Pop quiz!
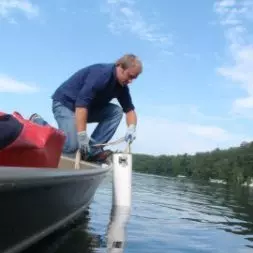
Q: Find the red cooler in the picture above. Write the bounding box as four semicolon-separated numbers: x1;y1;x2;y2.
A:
0;111;66;168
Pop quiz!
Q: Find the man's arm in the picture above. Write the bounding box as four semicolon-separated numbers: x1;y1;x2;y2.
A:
117;87;137;128
117;87;137;143
126;109;137;126
75;107;88;132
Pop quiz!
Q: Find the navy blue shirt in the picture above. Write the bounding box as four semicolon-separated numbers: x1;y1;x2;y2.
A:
51;63;135;113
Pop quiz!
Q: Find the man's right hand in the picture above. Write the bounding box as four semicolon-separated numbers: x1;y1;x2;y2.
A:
77;131;90;155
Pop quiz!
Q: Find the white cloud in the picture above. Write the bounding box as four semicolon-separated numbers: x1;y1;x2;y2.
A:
187;124;228;140
0;0;39;22
137;116;249;155
214;0;253;116
101;0;173;48
0;74;39;93
232;95;253;118
87;113;250;156
234;96;253;109
40;100;249;155
146;104;236;122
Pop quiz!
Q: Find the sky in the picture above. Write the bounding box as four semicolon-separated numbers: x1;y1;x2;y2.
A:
0;0;253;156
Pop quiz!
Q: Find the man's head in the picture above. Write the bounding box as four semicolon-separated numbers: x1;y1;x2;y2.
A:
115;54;143;86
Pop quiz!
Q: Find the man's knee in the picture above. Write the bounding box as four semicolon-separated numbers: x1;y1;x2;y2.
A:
111;104;123;120
52;104;78;154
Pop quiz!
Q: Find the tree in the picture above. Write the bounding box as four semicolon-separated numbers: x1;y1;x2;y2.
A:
132;141;253;185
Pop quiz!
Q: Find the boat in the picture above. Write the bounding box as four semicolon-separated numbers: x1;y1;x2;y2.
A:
0;111;112;253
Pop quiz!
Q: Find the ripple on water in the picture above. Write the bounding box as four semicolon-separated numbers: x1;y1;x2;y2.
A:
117;173;253;253
23;172;253;253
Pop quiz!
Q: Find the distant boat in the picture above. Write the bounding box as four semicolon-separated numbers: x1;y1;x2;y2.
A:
209;178;227;184
0;111;111;253
177;174;186;178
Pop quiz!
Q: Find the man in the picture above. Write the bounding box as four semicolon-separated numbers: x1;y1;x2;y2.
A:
32;54;142;163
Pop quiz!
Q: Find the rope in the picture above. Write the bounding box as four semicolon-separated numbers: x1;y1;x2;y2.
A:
91;137;125;147
74;136;130;169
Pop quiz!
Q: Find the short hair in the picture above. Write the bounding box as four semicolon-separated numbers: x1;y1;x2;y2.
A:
115;54;142;73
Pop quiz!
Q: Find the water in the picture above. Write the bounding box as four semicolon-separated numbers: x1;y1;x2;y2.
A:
24;172;253;253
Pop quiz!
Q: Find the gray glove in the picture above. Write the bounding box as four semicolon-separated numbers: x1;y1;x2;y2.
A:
124;124;136;143
77;131;91;155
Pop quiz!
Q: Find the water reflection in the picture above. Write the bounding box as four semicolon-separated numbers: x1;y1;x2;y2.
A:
131;173;253;250
106;206;131;253
23;205;130;253
23;209;95;253
23;173;253;253
181;180;253;243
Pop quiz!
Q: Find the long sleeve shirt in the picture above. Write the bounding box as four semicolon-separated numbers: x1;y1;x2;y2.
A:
51;63;135;113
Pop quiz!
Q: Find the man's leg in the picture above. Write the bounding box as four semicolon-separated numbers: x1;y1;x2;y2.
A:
88;103;123;157
52;100;78;154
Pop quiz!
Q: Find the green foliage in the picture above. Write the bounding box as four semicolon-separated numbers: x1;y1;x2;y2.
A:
132;142;253;184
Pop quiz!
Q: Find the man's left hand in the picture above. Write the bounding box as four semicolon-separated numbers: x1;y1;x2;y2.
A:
125;124;136;143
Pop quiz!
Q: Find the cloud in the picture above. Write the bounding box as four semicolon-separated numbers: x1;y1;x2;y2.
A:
214;0;253;117
146;103;237;123
42;98;249;156
87;97;249;155
85;105;249;155
0;74;39;93
101;0;173;48
233;96;253;109
0;0;39;22
118;115;250;155
187;124;235;142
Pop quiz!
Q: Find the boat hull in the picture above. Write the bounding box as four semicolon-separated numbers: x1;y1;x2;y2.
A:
0;164;110;253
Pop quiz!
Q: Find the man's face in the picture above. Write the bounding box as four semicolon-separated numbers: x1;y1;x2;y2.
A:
116;65;141;86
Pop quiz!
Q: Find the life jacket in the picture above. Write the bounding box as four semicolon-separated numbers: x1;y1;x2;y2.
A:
0;111;66;168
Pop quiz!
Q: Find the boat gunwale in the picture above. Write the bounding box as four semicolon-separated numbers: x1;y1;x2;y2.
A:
0;165;111;190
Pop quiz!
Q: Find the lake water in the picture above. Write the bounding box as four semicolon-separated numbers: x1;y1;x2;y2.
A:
25;172;253;253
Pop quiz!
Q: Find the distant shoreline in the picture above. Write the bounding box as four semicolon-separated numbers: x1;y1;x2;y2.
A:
132;141;253;186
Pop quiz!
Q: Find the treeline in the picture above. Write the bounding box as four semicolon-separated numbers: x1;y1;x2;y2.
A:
132;141;253;184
